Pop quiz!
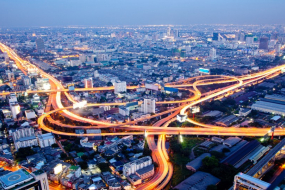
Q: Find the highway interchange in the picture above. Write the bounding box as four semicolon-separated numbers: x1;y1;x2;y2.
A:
1;42;285;189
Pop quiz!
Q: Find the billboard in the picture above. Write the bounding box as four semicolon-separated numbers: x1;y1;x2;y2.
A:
145;83;159;91
191;106;200;113
73;100;87;109
68;85;75;91
199;68;210;74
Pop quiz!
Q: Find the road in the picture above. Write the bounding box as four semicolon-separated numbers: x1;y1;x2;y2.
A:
1;42;285;190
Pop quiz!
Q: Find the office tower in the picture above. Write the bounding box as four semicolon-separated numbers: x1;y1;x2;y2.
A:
239;32;245;41
174;29;179;38
235;32;239;41
6;70;14;81
36;38;45;52
259;36;269;49
167;27;171;37
245;33;254;45
84;78;93;88
209;48;217;60
114;81;126;94
22;76;31;86
180;49;186;57
212;33;219;41
276;43;281;53
142;98;156;114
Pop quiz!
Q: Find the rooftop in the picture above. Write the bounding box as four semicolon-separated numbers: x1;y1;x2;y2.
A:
0;169;33;189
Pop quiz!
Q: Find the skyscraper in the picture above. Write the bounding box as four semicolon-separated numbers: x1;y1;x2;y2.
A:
212;33;219;41
259;36;269;49
209;48;216;60
142;98;156;114
245;33;253;45
167;27;171;37
36;38;45;52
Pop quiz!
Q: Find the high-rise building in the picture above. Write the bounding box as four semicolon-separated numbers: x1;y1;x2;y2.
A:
167;27;171;37
239;32;245;41
37;133;56;148
22;76;31;86
0;169;49;190
275;43;281;53
123;156;152;176
235;32;240;41
12;127;38;150
245;33;254;45
174;29;179;38
36;38;45;52
10;103;20;119
114;81;126;94
259;36;269;49
141;98;156;114
6;70;14;81
209;48;217;60
212;33;219;41
84;78;93;88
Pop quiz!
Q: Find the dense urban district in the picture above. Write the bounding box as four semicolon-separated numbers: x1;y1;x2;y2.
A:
0;25;285;190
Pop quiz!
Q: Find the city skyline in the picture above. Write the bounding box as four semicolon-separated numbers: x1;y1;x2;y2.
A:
0;0;285;27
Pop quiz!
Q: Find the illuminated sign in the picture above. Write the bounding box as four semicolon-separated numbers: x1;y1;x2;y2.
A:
73;100;87;109
68;85;75;91
54;164;63;174
145;83;159;91
177;114;187;123
199;68;210;74
191;106;200;113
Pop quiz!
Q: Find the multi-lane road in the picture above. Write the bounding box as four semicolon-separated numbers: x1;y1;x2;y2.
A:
1;42;285;190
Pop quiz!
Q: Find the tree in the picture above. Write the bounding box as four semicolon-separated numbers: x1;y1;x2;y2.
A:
78;161;88;170
60;152;67;160
210;151;225;159
81;154;88;161
15;147;35;162
107;82;113;86
97;163;110;172
222;148;230;153
207;185;217;190
51;144;59;148
202;156;219;169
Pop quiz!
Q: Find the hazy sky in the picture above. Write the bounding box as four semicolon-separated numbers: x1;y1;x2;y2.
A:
1;0;285;27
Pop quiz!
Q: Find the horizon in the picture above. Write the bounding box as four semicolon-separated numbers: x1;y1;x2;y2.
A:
1;0;285;27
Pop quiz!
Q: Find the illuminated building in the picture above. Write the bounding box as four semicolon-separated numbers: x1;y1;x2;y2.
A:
10;103;20;119
233;172;272;190
84;78;93;88
114;81;126;94
12;127;38;150
37;133;56;148
259;36;269;49
35;78;51;90
141;98;156;114
123;156;152;177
